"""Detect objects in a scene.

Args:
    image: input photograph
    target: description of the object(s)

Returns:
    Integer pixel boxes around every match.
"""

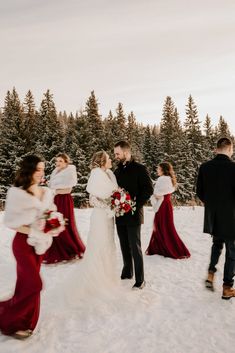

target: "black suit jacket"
[114,160,153,225]
[196,154,235,240]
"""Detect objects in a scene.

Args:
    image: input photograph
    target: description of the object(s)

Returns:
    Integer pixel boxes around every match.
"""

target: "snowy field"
[0,207,235,353]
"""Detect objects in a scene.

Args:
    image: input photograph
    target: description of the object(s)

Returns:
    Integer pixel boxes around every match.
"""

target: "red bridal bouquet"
[111,189,136,217]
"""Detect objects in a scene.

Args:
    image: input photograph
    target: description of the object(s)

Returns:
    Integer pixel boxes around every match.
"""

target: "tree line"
[0,88,233,206]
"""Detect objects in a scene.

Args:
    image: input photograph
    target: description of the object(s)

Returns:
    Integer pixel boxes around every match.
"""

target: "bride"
[82,150,119,290]
[54,151,119,307]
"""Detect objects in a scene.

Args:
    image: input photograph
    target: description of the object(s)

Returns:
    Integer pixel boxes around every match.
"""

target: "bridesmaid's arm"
[154,195,162,200]
[15,225,30,235]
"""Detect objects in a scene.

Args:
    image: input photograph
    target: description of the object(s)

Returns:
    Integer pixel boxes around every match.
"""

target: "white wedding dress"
[43,167,157,337]
[51,167,119,309]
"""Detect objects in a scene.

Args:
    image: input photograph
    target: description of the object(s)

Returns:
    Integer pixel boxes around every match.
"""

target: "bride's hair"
[90,151,108,169]
[159,162,177,187]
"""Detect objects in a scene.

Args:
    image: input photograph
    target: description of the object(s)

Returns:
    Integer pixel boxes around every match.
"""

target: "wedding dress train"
[50,167,120,309]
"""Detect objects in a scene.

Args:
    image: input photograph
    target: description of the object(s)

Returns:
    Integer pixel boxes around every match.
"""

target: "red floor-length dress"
[43,194,85,264]
[0,233,43,335]
[146,194,190,259]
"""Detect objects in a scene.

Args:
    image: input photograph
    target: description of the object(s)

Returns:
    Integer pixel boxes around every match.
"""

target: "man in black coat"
[114,141,153,289]
[196,137,235,299]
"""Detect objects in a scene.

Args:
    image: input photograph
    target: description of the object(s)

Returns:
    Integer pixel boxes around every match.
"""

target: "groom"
[114,141,153,289]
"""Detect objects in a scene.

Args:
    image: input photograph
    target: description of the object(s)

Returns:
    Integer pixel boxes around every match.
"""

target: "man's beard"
[116,157,126,164]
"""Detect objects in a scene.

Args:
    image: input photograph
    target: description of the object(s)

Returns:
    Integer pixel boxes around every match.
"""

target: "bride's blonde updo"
[90,151,108,169]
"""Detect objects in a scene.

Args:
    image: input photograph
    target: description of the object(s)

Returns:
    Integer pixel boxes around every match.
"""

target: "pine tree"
[159,96,176,159]
[84,91,105,156]
[149,125,161,178]
[113,102,127,142]
[157,97,183,176]
[63,113,78,156]
[75,110,89,154]
[36,90,64,173]
[173,133,196,203]
[58,111,68,131]
[184,95,205,199]
[126,111,143,160]
[103,110,115,156]
[217,115,231,137]
[184,95,202,144]
[23,90,38,152]
[203,114,216,159]
[0,88,26,189]
[143,125,153,170]
[62,113,89,206]
[72,148,89,207]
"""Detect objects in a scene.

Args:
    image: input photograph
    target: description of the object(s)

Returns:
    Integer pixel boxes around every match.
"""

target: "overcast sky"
[1,0,235,132]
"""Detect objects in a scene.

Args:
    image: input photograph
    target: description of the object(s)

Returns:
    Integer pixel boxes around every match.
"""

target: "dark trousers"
[116,224,144,283]
[208,236,235,287]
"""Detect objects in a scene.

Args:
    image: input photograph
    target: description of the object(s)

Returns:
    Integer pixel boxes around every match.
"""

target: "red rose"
[44,218,61,233]
[122,203,131,213]
[112,191,121,200]
[125,193,131,201]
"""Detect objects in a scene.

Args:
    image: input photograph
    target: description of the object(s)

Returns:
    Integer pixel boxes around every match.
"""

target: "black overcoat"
[114,160,153,225]
[196,154,235,240]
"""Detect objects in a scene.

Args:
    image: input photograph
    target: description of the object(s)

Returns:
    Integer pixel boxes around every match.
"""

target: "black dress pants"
[116,224,144,284]
[208,236,235,287]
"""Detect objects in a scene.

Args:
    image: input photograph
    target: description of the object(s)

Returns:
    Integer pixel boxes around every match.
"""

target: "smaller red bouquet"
[28,210,66,255]
[111,189,136,217]
[36,210,66,236]
[43,210,66,234]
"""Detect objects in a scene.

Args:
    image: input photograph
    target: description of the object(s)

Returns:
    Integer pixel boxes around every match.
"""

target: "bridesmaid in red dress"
[146,162,190,259]
[0,155,57,339]
[43,153,85,264]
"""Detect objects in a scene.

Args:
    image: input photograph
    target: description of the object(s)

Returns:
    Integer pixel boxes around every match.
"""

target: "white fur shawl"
[49,165,77,189]
[150,175,175,213]
[4,187,57,255]
[86,168,118,199]
[4,187,55,229]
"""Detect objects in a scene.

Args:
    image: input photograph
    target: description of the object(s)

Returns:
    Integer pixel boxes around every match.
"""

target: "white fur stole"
[150,175,175,213]
[49,165,77,189]
[86,168,118,199]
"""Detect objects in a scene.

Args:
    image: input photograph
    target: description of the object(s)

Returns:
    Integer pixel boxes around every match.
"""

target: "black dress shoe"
[132,281,146,290]
[121,274,133,280]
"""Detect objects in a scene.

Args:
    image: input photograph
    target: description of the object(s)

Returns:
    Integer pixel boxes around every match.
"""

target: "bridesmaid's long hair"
[14,155,44,192]
[159,162,177,187]
[90,151,107,169]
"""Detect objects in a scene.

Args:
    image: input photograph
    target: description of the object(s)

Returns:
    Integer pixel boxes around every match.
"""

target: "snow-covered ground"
[0,207,234,353]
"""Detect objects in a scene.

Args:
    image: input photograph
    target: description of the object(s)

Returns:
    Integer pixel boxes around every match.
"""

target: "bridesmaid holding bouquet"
[0,155,59,339]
